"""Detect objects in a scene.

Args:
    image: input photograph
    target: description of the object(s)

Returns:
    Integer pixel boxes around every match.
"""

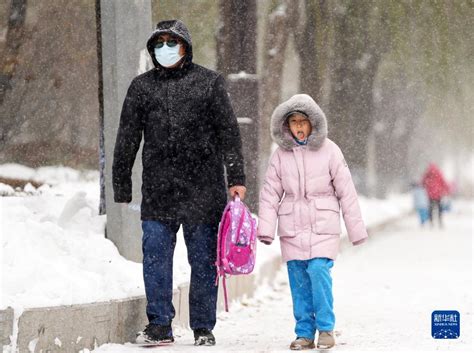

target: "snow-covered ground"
[92,201,473,353]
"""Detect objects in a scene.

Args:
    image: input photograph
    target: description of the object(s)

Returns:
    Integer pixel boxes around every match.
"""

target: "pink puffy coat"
[258,94,368,262]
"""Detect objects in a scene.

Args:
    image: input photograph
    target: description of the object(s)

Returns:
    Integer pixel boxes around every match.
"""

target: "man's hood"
[146,19,193,68]
[271,94,328,151]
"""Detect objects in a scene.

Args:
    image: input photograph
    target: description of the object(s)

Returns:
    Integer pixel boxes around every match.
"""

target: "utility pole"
[97,0,152,262]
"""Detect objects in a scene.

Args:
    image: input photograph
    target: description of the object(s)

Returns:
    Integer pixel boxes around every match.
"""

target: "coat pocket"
[277,202,296,238]
[313,198,342,235]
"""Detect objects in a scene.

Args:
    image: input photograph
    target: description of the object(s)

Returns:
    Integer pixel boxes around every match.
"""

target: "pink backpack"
[215,196,257,311]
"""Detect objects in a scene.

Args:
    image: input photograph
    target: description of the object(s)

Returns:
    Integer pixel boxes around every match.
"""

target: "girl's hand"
[229,185,246,200]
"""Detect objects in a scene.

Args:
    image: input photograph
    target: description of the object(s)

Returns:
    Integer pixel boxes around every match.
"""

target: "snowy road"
[92,203,473,352]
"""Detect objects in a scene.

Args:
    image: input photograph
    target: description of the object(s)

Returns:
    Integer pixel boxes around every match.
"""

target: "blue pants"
[142,220,218,330]
[287,257,335,339]
[416,207,429,225]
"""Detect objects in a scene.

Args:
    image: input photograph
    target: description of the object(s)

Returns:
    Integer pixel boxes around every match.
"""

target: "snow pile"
[0,165,143,312]
[0,163,98,186]
[356,193,412,230]
[0,164,37,181]
[0,183,15,197]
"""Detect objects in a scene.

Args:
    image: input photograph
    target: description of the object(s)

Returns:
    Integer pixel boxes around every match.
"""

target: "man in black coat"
[112,19,246,346]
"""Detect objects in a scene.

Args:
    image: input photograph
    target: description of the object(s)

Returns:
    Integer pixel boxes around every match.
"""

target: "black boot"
[194,328,216,346]
[136,324,174,345]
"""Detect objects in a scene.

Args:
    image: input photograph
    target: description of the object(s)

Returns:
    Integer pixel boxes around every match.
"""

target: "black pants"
[428,199,443,227]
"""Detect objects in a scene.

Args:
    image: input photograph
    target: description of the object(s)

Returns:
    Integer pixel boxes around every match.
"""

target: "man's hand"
[229,185,246,200]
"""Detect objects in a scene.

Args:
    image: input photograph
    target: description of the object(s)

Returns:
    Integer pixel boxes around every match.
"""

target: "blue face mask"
[154,44,184,68]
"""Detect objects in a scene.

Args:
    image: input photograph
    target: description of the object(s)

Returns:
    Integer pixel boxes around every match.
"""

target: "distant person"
[112,20,246,346]
[421,163,450,228]
[257,94,368,350]
[410,182,429,226]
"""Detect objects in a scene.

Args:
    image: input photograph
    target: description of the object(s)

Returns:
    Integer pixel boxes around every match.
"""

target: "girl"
[258,94,368,350]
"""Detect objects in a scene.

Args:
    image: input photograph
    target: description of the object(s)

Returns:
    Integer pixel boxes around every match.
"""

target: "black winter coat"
[112,20,245,224]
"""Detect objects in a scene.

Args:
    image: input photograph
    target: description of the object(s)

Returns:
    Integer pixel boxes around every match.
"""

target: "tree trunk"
[293,0,330,104]
[0,0,27,144]
[0,0,27,103]
[258,0,294,179]
[327,1,388,194]
[216,0,257,75]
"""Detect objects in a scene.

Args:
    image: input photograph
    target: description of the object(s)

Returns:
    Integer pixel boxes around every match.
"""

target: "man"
[112,19,246,346]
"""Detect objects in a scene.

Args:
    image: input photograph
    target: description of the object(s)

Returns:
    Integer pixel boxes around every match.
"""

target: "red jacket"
[422,163,450,201]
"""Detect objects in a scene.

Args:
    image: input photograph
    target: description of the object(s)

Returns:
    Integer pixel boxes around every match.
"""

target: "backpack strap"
[231,196,249,247]
[215,201,232,312]
[214,270,229,312]
[222,275,229,312]
[215,202,231,276]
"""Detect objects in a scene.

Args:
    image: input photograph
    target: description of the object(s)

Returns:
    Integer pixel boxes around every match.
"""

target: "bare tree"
[327,0,390,193]
[292,0,331,105]
[258,0,295,174]
[216,0,257,76]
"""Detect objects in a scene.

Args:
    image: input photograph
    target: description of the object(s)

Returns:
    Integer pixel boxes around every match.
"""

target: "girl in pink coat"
[258,94,368,350]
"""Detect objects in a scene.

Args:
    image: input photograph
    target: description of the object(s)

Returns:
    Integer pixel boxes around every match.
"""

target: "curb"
[0,308,14,347]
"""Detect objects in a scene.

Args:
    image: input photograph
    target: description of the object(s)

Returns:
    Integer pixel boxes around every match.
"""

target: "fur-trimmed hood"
[271,94,328,151]
[146,19,193,69]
